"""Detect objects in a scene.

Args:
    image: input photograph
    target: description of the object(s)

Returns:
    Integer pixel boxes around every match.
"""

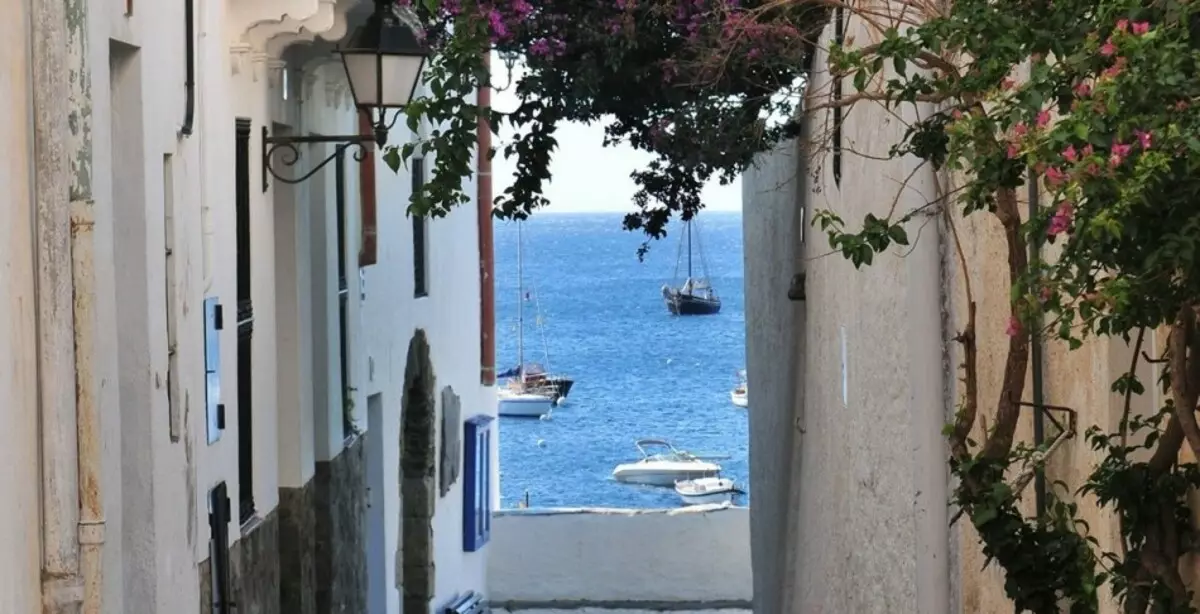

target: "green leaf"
[382,147,402,173]
[888,224,910,246]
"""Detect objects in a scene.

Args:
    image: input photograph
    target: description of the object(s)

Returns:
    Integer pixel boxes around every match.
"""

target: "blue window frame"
[462,414,494,552]
[204,297,224,444]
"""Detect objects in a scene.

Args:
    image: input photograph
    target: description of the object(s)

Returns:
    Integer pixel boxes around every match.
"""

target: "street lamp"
[262,0,428,191]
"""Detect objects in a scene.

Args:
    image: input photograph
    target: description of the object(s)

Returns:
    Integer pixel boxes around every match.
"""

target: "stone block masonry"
[315,436,368,614]
[199,436,367,614]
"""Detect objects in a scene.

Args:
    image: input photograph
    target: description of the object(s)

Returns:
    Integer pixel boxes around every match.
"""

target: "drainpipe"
[67,0,104,603]
[477,52,496,386]
[1028,170,1047,519]
[32,0,83,610]
[181,0,196,136]
[907,169,951,614]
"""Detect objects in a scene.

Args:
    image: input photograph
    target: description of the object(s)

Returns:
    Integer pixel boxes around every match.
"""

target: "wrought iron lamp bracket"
[261,126,373,193]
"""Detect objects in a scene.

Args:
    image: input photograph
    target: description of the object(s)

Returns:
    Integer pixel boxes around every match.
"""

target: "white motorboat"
[611,439,722,486]
[730,369,748,408]
[497,386,554,418]
[675,476,743,506]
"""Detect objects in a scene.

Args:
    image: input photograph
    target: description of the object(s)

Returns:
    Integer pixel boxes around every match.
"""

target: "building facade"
[742,7,1164,614]
[0,0,497,613]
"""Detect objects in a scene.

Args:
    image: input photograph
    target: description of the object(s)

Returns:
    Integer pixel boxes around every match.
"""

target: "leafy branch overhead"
[389,0,821,238]
[812,0,1200,610]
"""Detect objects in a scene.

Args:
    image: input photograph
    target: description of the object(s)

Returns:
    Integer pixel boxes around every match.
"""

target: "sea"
[494,210,749,509]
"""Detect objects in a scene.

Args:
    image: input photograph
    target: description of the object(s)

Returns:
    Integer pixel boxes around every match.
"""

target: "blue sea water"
[494,211,749,509]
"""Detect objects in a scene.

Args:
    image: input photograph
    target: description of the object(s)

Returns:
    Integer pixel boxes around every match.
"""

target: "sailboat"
[497,221,573,417]
[662,217,721,315]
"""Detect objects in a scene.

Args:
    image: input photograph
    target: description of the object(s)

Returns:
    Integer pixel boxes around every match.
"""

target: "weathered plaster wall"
[741,133,805,614]
[0,0,43,610]
[487,506,752,606]
[745,11,954,613]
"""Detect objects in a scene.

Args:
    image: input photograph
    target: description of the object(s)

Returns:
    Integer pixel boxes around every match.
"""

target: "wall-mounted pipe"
[1028,170,1047,518]
[477,52,496,386]
[181,0,196,136]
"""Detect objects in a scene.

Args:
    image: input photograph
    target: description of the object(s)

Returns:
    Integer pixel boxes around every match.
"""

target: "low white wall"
[487,505,751,606]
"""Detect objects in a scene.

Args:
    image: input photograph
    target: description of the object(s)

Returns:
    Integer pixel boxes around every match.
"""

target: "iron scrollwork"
[261,126,372,193]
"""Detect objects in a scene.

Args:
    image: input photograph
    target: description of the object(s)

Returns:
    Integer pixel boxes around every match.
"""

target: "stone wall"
[314,435,368,614]
[199,511,282,614]
[279,479,318,614]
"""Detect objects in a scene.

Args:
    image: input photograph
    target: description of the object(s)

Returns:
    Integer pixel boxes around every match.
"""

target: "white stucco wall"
[0,1,43,611]
[487,506,752,606]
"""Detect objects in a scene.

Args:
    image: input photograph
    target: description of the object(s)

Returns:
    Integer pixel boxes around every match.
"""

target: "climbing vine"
[388,0,822,241]
[810,0,1200,611]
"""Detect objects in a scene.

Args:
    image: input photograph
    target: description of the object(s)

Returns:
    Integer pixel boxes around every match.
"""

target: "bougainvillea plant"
[387,0,822,242]
[807,0,1200,610]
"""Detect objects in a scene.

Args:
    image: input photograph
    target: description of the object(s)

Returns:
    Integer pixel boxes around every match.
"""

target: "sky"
[488,61,743,215]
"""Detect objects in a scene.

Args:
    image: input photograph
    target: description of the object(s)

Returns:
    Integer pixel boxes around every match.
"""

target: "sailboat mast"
[517,221,525,379]
[687,220,693,279]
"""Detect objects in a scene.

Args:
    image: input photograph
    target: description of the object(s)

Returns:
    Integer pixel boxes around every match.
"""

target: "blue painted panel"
[204,297,223,444]
[462,414,495,552]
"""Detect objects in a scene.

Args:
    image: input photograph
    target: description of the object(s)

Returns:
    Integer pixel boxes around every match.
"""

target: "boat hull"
[675,477,741,505]
[730,390,748,408]
[612,467,719,487]
[545,376,574,402]
[498,394,554,418]
[665,293,722,316]
[678,490,737,506]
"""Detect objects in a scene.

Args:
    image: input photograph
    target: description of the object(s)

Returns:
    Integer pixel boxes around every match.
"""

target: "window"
[462,415,494,552]
[235,118,256,522]
[832,6,845,187]
[336,153,353,436]
[204,297,224,444]
[412,158,428,298]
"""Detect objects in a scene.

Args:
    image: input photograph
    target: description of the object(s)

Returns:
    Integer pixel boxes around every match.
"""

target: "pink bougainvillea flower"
[1063,144,1078,162]
[1074,82,1092,97]
[1085,162,1101,175]
[1116,18,1129,32]
[1102,57,1126,79]
[1013,122,1028,137]
[1007,142,1021,159]
[1135,129,1152,149]
[1100,38,1117,56]
[1040,286,1053,302]
[1006,316,1022,337]
[1001,78,1016,91]
[951,108,964,120]
[1132,21,1150,35]
[1110,141,1132,167]
[1048,200,1074,236]
[1045,166,1066,187]
[1082,144,1094,157]
[1036,110,1051,128]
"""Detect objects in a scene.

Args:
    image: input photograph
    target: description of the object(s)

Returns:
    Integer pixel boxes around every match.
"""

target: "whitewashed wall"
[488,506,752,606]
[0,0,41,611]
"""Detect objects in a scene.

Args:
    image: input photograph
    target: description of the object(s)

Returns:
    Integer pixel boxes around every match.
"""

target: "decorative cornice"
[228,0,360,75]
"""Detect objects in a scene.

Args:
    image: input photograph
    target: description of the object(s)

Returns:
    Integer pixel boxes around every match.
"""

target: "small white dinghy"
[674,476,742,506]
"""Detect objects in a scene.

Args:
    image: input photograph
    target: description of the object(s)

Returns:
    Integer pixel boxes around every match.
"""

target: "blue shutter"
[204,297,224,444]
[462,415,494,552]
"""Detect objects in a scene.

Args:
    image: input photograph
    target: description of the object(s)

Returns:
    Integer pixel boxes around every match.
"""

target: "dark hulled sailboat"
[662,218,721,315]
